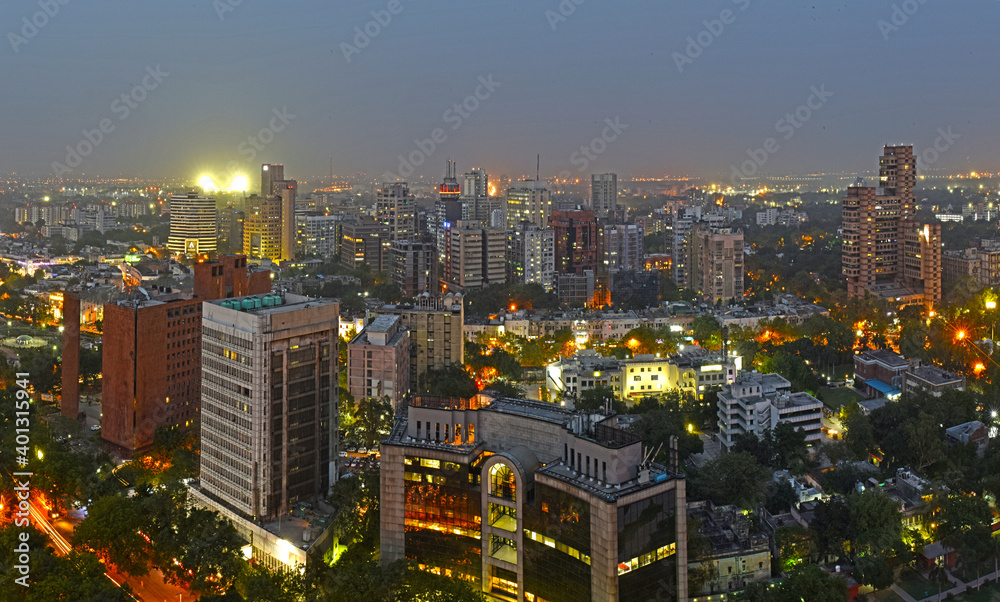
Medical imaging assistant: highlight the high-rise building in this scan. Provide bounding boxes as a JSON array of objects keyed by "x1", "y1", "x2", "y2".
[
  {"x1": 389, "y1": 240, "x2": 435, "y2": 298},
  {"x1": 668, "y1": 215, "x2": 694, "y2": 290},
  {"x1": 243, "y1": 194, "x2": 283, "y2": 261},
  {"x1": 691, "y1": 226, "x2": 744, "y2": 304},
  {"x1": 590, "y1": 173, "x2": 618, "y2": 218},
  {"x1": 167, "y1": 192, "x2": 217, "y2": 256},
  {"x1": 217, "y1": 208, "x2": 244, "y2": 254},
  {"x1": 346, "y1": 314, "x2": 410, "y2": 410},
  {"x1": 381, "y1": 392, "x2": 688, "y2": 601},
  {"x1": 278, "y1": 179, "x2": 297, "y2": 261},
  {"x1": 377, "y1": 183, "x2": 416, "y2": 242},
  {"x1": 550, "y1": 209, "x2": 599, "y2": 275},
  {"x1": 443, "y1": 221, "x2": 506, "y2": 293},
  {"x1": 199, "y1": 293, "x2": 339, "y2": 521},
  {"x1": 260, "y1": 163, "x2": 284, "y2": 196},
  {"x1": 434, "y1": 161, "x2": 465, "y2": 261},
  {"x1": 506, "y1": 222, "x2": 555, "y2": 292},
  {"x1": 102, "y1": 256, "x2": 269, "y2": 455},
  {"x1": 842, "y1": 145, "x2": 941, "y2": 307},
  {"x1": 378, "y1": 293, "x2": 463, "y2": 391},
  {"x1": 296, "y1": 213, "x2": 342, "y2": 261},
  {"x1": 505, "y1": 181, "x2": 551, "y2": 229},
  {"x1": 603, "y1": 223, "x2": 644, "y2": 272},
  {"x1": 462, "y1": 167, "x2": 489, "y2": 199},
  {"x1": 341, "y1": 217, "x2": 390, "y2": 271}
]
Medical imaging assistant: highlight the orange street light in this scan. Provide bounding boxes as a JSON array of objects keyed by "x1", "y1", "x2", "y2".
[{"x1": 956, "y1": 330, "x2": 966, "y2": 341}]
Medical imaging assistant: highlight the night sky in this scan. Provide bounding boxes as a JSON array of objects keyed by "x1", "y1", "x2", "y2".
[{"x1": 1, "y1": 0, "x2": 995, "y2": 182}]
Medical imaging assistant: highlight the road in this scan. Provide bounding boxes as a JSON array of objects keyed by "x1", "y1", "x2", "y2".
[{"x1": 30, "y1": 501, "x2": 196, "y2": 601}]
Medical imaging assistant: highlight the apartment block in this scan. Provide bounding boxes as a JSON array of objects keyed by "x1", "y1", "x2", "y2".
[
  {"x1": 347, "y1": 314, "x2": 411, "y2": 409},
  {"x1": 378, "y1": 293, "x2": 464, "y2": 391},
  {"x1": 389, "y1": 240, "x2": 435, "y2": 298},
  {"x1": 443, "y1": 221, "x2": 506, "y2": 293},
  {"x1": 717, "y1": 372, "x2": 823, "y2": 450},
  {"x1": 506, "y1": 222, "x2": 555, "y2": 292}
]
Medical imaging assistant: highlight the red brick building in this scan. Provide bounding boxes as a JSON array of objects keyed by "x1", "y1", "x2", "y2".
[
  {"x1": 549, "y1": 209, "x2": 599, "y2": 275},
  {"x1": 101, "y1": 255, "x2": 270, "y2": 455}
]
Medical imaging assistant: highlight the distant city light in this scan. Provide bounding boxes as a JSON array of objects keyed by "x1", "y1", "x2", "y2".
[
  {"x1": 231, "y1": 175, "x2": 248, "y2": 192},
  {"x1": 198, "y1": 175, "x2": 216, "y2": 191}
]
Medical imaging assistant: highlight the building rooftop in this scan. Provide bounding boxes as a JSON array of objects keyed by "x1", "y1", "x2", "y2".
[
  {"x1": 856, "y1": 349, "x2": 909, "y2": 368},
  {"x1": 366, "y1": 314, "x2": 399, "y2": 333},
  {"x1": 908, "y1": 366, "x2": 963, "y2": 386}
]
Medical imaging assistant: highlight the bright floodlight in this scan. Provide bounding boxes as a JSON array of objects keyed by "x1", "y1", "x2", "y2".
[
  {"x1": 231, "y1": 175, "x2": 249, "y2": 192},
  {"x1": 988, "y1": 301, "x2": 997, "y2": 310},
  {"x1": 198, "y1": 175, "x2": 216, "y2": 191}
]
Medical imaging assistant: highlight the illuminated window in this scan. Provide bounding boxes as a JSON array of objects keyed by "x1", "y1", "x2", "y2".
[{"x1": 489, "y1": 463, "x2": 516, "y2": 501}]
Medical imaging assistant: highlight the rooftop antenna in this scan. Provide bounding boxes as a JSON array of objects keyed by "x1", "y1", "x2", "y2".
[{"x1": 536, "y1": 154, "x2": 540, "y2": 181}]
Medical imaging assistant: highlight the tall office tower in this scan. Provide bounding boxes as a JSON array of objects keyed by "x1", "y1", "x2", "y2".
[
  {"x1": 167, "y1": 192, "x2": 217, "y2": 256},
  {"x1": 341, "y1": 217, "x2": 390, "y2": 271},
  {"x1": 217, "y1": 208, "x2": 244, "y2": 254},
  {"x1": 199, "y1": 293, "x2": 339, "y2": 521},
  {"x1": 668, "y1": 215, "x2": 694, "y2": 289},
  {"x1": 346, "y1": 314, "x2": 411, "y2": 410},
  {"x1": 389, "y1": 240, "x2": 435, "y2": 298},
  {"x1": 462, "y1": 167, "x2": 489, "y2": 199},
  {"x1": 102, "y1": 256, "x2": 269, "y2": 455},
  {"x1": 61, "y1": 292, "x2": 80, "y2": 419},
  {"x1": 842, "y1": 145, "x2": 941, "y2": 307},
  {"x1": 278, "y1": 179, "x2": 298, "y2": 261},
  {"x1": 243, "y1": 195, "x2": 283, "y2": 261},
  {"x1": 506, "y1": 222, "x2": 555, "y2": 292},
  {"x1": 378, "y1": 293, "x2": 464, "y2": 391},
  {"x1": 691, "y1": 226, "x2": 744, "y2": 304},
  {"x1": 590, "y1": 173, "x2": 618, "y2": 219},
  {"x1": 442, "y1": 221, "x2": 506, "y2": 293},
  {"x1": 376, "y1": 182, "x2": 416, "y2": 241},
  {"x1": 435, "y1": 161, "x2": 464, "y2": 261},
  {"x1": 505, "y1": 181, "x2": 551, "y2": 229},
  {"x1": 296, "y1": 213, "x2": 342, "y2": 261},
  {"x1": 381, "y1": 392, "x2": 688, "y2": 601},
  {"x1": 603, "y1": 223, "x2": 644, "y2": 272},
  {"x1": 550, "y1": 209, "x2": 599, "y2": 275},
  {"x1": 261, "y1": 163, "x2": 284, "y2": 196}
]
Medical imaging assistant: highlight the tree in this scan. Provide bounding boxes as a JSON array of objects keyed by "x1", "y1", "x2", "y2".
[
  {"x1": 810, "y1": 496, "x2": 851, "y2": 560},
  {"x1": 578, "y1": 385, "x2": 617, "y2": 412},
  {"x1": 348, "y1": 397, "x2": 393, "y2": 448},
  {"x1": 72, "y1": 495, "x2": 149, "y2": 576},
  {"x1": 775, "y1": 525, "x2": 817, "y2": 570},
  {"x1": 688, "y1": 452, "x2": 770, "y2": 509},
  {"x1": 631, "y1": 409, "x2": 704, "y2": 463},
  {"x1": 848, "y1": 490, "x2": 903, "y2": 559},
  {"x1": 691, "y1": 315, "x2": 722, "y2": 351},
  {"x1": 841, "y1": 402, "x2": 876, "y2": 461},
  {"x1": 418, "y1": 364, "x2": 478, "y2": 398},
  {"x1": 903, "y1": 411, "x2": 946, "y2": 472}
]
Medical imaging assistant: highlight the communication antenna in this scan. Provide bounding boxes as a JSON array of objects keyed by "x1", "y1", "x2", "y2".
[{"x1": 536, "y1": 154, "x2": 540, "y2": 181}]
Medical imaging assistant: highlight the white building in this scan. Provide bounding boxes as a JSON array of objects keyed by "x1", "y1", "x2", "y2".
[
  {"x1": 717, "y1": 372, "x2": 822, "y2": 450},
  {"x1": 199, "y1": 293, "x2": 339, "y2": 521},
  {"x1": 167, "y1": 192, "x2": 217, "y2": 256},
  {"x1": 295, "y1": 213, "x2": 341, "y2": 260},
  {"x1": 506, "y1": 222, "x2": 555, "y2": 292},
  {"x1": 590, "y1": 173, "x2": 617, "y2": 218}
]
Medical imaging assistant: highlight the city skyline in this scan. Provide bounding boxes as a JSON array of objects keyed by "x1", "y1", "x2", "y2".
[{"x1": 0, "y1": 2, "x2": 995, "y2": 182}]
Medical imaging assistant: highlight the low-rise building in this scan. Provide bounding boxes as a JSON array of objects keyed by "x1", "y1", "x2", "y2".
[
  {"x1": 902, "y1": 365, "x2": 965, "y2": 397},
  {"x1": 717, "y1": 372, "x2": 823, "y2": 450},
  {"x1": 687, "y1": 501, "x2": 771, "y2": 599},
  {"x1": 347, "y1": 314, "x2": 411, "y2": 409}
]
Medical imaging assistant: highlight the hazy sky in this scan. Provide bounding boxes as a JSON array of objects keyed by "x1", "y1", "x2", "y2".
[{"x1": 1, "y1": 1, "x2": 995, "y2": 183}]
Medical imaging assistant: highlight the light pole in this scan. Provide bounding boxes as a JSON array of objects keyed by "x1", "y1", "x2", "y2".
[{"x1": 987, "y1": 300, "x2": 997, "y2": 342}]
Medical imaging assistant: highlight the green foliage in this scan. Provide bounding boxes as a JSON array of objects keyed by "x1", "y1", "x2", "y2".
[
  {"x1": 577, "y1": 385, "x2": 618, "y2": 412},
  {"x1": 73, "y1": 495, "x2": 149, "y2": 575},
  {"x1": 236, "y1": 565, "x2": 306, "y2": 602},
  {"x1": 776, "y1": 525, "x2": 817, "y2": 570},
  {"x1": 418, "y1": 364, "x2": 478, "y2": 398},
  {"x1": 736, "y1": 563, "x2": 847, "y2": 602},
  {"x1": 461, "y1": 282, "x2": 559, "y2": 317},
  {"x1": 848, "y1": 489, "x2": 903, "y2": 559},
  {"x1": 630, "y1": 408, "x2": 704, "y2": 462},
  {"x1": 691, "y1": 315, "x2": 722, "y2": 351},
  {"x1": 688, "y1": 452, "x2": 770, "y2": 509},
  {"x1": 345, "y1": 397, "x2": 393, "y2": 448}
]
